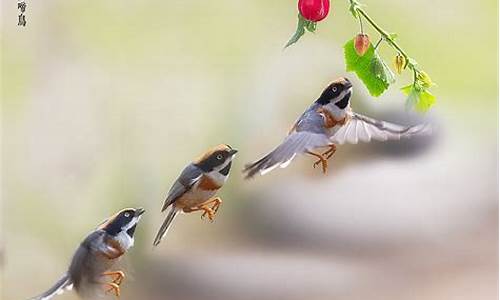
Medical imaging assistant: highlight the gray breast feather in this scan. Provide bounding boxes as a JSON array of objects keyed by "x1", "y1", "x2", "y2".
[
  {"x1": 331, "y1": 112, "x2": 431, "y2": 144},
  {"x1": 161, "y1": 164, "x2": 202, "y2": 211},
  {"x1": 243, "y1": 131, "x2": 331, "y2": 178}
]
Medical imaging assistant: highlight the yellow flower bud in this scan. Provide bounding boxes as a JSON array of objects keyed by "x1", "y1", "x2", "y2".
[
  {"x1": 417, "y1": 71, "x2": 434, "y2": 88},
  {"x1": 393, "y1": 54, "x2": 405, "y2": 74}
]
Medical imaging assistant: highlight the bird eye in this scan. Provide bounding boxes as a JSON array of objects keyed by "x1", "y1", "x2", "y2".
[
  {"x1": 124, "y1": 212, "x2": 130, "y2": 218},
  {"x1": 216, "y1": 154, "x2": 223, "y2": 160},
  {"x1": 332, "y1": 87, "x2": 338, "y2": 92}
]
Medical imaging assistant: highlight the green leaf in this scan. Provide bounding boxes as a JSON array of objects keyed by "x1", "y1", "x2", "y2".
[
  {"x1": 415, "y1": 90, "x2": 435, "y2": 112},
  {"x1": 401, "y1": 84, "x2": 435, "y2": 112},
  {"x1": 344, "y1": 39, "x2": 391, "y2": 96},
  {"x1": 417, "y1": 71, "x2": 435, "y2": 88},
  {"x1": 401, "y1": 84, "x2": 419, "y2": 110},
  {"x1": 401, "y1": 84, "x2": 413, "y2": 95},
  {"x1": 370, "y1": 51, "x2": 396, "y2": 85},
  {"x1": 284, "y1": 14, "x2": 306, "y2": 48}
]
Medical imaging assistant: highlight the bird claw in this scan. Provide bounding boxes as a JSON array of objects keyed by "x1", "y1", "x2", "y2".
[
  {"x1": 313, "y1": 160, "x2": 320, "y2": 168},
  {"x1": 103, "y1": 271, "x2": 125, "y2": 286},
  {"x1": 322, "y1": 145, "x2": 337, "y2": 160},
  {"x1": 104, "y1": 282, "x2": 120, "y2": 298},
  {"x1": 323, "y1": 150, "x2": 335, "y2": 160},
  {"x1": 308, "y1": 146, "x2": 334, "y2": 174},
  {"x1": 312, "y1": 158, "x2": 328, "y2": 174},
  {"x1": 200, "y1": 207, "x2": 215, "y2": 222},
  {"x1": 200, "y1": 200, "x2": 222, "y2": 222},
  {"x1": 211, "y1": 201, "x2": 221, "y2": 215}
]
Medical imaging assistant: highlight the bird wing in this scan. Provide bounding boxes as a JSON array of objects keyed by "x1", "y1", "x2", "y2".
[
  {"x1": 243, "y1": 131, "x2": 331, "y2": 179},
  {"x1": 161, "y1": 164, "x2": 203, "y2": 211},
  {"x1": 68, "y1": 230, "x2": 107, "y2": 280},
  {"x1": 330, "y1": 112, "x2": 431, "y2": 144},
  {"x1": 292, "y1": 103, "x2": 326, "y2": 134}
]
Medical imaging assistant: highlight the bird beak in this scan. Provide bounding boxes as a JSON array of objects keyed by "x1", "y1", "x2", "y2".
[
  {"x1": 229, "y1": 149, "x2": 238, "y2": 156},
  {"x1": 135, "y1": 208, "x2": 146, "y2": 217},
  {"x1": 344, "y1": 81, "x2": 353, "y2": 89}
]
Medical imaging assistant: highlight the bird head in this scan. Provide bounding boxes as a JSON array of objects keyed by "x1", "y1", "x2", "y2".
[
  {"x1": 194, "y1": 144, "x2": 238, "y2": 175},
  {"x1": 316, "y1": 77, "x2": 353, "y2": 109},
  {"x1": 99, "y1": 207, "x2": 146, "y2": 239}
]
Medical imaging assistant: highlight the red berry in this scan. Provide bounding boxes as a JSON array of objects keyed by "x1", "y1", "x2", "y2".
[
  {"x1": 298, "y1": 0, "x2": 330, "y2": 22},
  {"x1": 354, "y1": 33, "x2": 370, "y2": 56}
]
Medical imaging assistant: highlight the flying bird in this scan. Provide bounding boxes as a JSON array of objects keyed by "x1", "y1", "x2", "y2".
[
  {"x1": 153, "y1": 144, "x2": 237, "y2": 246},
  {"x1": 243, "y1": 77, "x2": 430, "y2": 178},
  {"x1": 30, "y1": 207, "x2": 145, "y2": 300}
]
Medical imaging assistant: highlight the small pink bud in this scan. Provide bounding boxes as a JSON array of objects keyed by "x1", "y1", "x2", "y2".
[{"x1": 354, "y1": 33, "x2": 370, "y2": 56}]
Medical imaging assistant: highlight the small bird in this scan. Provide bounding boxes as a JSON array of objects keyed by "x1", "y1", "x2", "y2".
[
  {"x1": 153, "y1": 144, "x2": 237, "y2": 246},
  {"x1": 31, "y1": 207, "x2": 146, "y2": 300},
  {"x1": 243, "y1": 77, "x2": 430, "y2": 178}
]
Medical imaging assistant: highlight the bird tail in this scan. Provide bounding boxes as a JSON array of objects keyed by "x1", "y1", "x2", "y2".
[
  {"x1": 153, "y1": 206, "x2": 180, "y2": 246},
  {"x1": 243, "y1": 132, "x2": 330, "y2": 179},
  {"x1": 30, "y1": 273, "x2": 73, "y2": 300}
]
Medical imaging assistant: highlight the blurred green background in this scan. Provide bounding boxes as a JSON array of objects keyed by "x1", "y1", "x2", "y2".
[{"x1": 1, "y1": 0, "x2": 498, "y2": 299}]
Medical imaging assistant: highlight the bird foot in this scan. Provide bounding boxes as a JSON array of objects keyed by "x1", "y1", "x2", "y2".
[
  {"x1": 322, "y1": 145, "x2": 337, "y2": 160},
  {"x1": 201, "y1": 198, "x2": 222, "y2": 221},
  {"x1": 103, "y1": 282, "x2": 120, "y2": 298},
  {"x1": 312, "y1": 157, "x2": 328, "y2": 174},
  {"x1": 200, "y1": 206, "x2": 215, "y2": 222},
  {"x1": 103, "y1": 271, "x2": 125, "y2": 285}
]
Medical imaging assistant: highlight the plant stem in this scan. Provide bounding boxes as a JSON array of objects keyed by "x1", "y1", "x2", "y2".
[
  {"x1": 357, "y1": 14, "x2": 364, "y2": 33},
  {"x1": 357, "y1": 9, "x2": 407, "y2": 56},
  {"x1": 348, "y1": 0, "x2": 418, "y2": 71}
]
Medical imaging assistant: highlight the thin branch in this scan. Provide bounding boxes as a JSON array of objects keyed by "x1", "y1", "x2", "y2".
[{"x1": 348, "y1": 0, "x2": 420, "y2": 73}]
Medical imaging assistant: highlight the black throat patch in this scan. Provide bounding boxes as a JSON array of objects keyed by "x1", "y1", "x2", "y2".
[
  {"x1": 126, "y1": 224, "x2": 137, "y2": 237},
  {"x1": 219, "y1": 161, "x2": 232, "y2": 175},
  {"x1": 334, "y1": 92, "x2": 351, "y2": 109}
]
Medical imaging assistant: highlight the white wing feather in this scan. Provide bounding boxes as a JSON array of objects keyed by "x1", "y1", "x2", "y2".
[{"x1": 331, "y1": 112, "x2": 431, "y2": 144}]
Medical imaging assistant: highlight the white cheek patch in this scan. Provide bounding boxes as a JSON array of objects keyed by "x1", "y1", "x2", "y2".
[
  {"x1": 123, "y1": 216, "x2": 140, "y2": 231},
  {"x1": 214, "y1": 159, "x2": 230, "y2": 172}
]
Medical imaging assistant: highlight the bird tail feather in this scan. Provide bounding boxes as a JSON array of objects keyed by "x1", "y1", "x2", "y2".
[
  {"x1": 30, "y1": 273, "x2": 72, "y2": 300},
  {"x1": 153, "y1": 207, "x2": 180, "y2": 246}
]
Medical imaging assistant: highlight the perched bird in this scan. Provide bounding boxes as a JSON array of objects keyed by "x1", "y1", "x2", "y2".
[
  {"x1": 243, "y1": 77, "x2": 430, "y2": 178},
  {"x1": 153, "y1": 144, "x2": 237, "y2": 246},
  {"x1": 31, "y1": 207, "x2": 146, "y2": 300}
]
